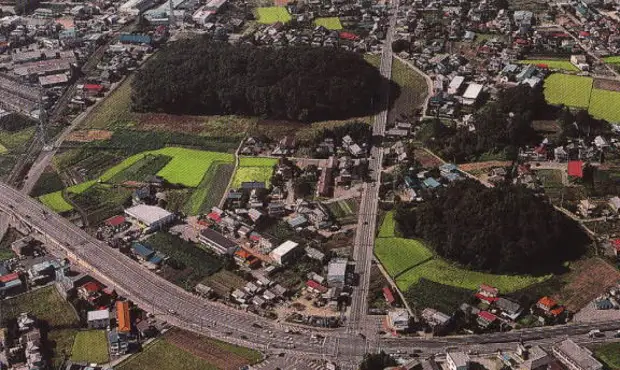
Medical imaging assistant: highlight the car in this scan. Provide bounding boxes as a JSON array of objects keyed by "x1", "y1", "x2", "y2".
[{"x1": 167, "y1": 309, "x2": 177, "y2": 315}]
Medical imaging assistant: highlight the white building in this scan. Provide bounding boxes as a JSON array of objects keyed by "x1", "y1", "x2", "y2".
[
  {"x1": 87, "y1": 309, "x2": 110, "y2": 329},
  {"x1": 192, "y1": 7, "x2": 215, "y2": 25},
  {"x1": 124, "y1": 204, "x2": 175, "y2": 230},
  {"x1": 446, "y1": 352, "x2": 470, "y2": 370},
  {"x1": 462, "y1": 83, "x2": 483, "y2": 106},
  {"x1": 386, "y1": 309, "x2": 410, "y2": 332},
  {"x1": 118, "y1": 0, "x2": 155, "y2": 15},
  {"x1": 326, "y1": 259, "x2": 347, "y2": 287},
  {"x1": 269, "y1": 241, "x2": 301, "y2": 265},
  {"x1": 448, "y1": 75, "x2": 465, "y2": 95},
  {"x1": 552, "y1": 339, "x2": 603, "y2": 370}
]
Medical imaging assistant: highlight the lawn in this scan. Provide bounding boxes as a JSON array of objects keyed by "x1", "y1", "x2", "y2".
[
  {"x1": 70, "y1": 330, "x2": 109, "y2": 364},
  {"x1": 256, "y1": 6, "x2": 291, "y2": 24},
  {"x1": 518, "y1": 59, "x2": 579, "y2": 71},
  {"x1": 1, "y1": 286, "x2": 81, "y2": 368},
  {"x1": 314, "y1": 17, "x2": 342, "y2": 30},
  {"x1": 39, "y1": 191, "x2": 74, "y2": 213},
  {"x1": 588, "y1": 88, "x2": 620, "y2": 123},
  {"x1": 375, "y1": 238, "x2": 433, "y2": 276},
  {"x1": 544, "y1": 73, "x2": 593, "y2": 109},
  {"x1": 231, "y1": 157, "x2": 278, "y2": 188},
  {"x1": 594, "y1": 342, "x2": 620, "y2": 369},
  {"x1": 116, "y1": 339, "x2": 218, "y2": 370}
]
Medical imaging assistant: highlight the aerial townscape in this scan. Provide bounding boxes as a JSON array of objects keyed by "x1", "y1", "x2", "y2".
[{"x1": 4, "y1": 0, "x2": 620, "y2": 369}]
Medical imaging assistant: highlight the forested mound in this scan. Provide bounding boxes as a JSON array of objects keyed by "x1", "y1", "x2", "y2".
[
  {"x1": 394, "y1": 180, "x2": 588, "y2": 274},
  {"x1": 132, "y1": 38, "x2": 393, "y2": 122}
]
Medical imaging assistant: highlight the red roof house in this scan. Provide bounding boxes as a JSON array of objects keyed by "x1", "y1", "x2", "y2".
[
  {"x1": 207, "y1": 212, "x2": 222, "y2": 223},
  {"x1": 0, "y1": 272, "x2": 20, "y2": 283},
  {"x1": 383, "y1": 287, "x2": 395, "y2": 305},
  {"x1": 568, "y1": 161, "x2": 584, "y2": 178},
  {"x1": 477, "y1": 311, "x2": 498, "y2": 327},
  {"x1": 339, "y1": 32, "x2": 359, "y2": 41},
  {"x1": 478, "y1": 284, "x2": 499, "y2": 298},
  {"x1": 306, "y1": 280, "x2": 327, "y2": 293},
  {"x1": 537, "y1": 296, "x2": 557, "y2": 312},
  {"x1": 613, "y1": 239, "x2": 620, "y2": 255},
  {"x1": 105, "y1": 215, "x2": 126, "y2": 227}
]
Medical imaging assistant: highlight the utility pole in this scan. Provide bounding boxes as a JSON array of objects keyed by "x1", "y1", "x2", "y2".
[
  {"x1": 38, "y1": 90, "x2": 48, "y2": 147},
  {"x1": 168, "y1": 0, "x2": 175, "y2": 29}
]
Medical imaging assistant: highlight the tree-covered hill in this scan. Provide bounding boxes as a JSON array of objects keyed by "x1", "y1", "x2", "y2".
[
  {"x1": 131, "y1": 38, "x2": 394, "y2": 122},
  {"x1": 395, "y1": 180, "x2": 588, "y2": 274}
]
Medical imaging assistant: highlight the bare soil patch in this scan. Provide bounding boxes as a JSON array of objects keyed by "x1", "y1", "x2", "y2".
[
  {"x1": 414, "y1": 148, "x2": 443, "y2": 168},
  {"x1": 594, "y1": 78, "x2": 620, "y2": 92},
  {"x1": 165, "y1": 330, "x2": 249, "y2": 370},
  {"x1": 65, "y1": 130, "x2": 113, "y2": 142},
  {"x1": 459, "y1": 161, "x2": 512, "y2": 172},
  {"x1": 554, "y1": 258, "x2": 620, "y2": 312}
]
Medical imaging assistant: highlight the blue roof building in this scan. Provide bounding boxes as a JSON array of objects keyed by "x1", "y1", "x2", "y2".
[
  {"x1": 119, "y1": 33, "x2": 152, "y2": 45},
  {"x1": 423, "y1": 177, "x2": 441, "y2": 189},
  {"x1": 131, "y1": 242, "x2": 154, "y2": 260},
  {"x1": 288, "y1": 215, "x2": 308, "y2": 228},
  {"x1": 441, "y1": 172, "x2": 461, "y2": 182},
  {"x1": 439, "y1": 163, "x2": 458, "y2": 174}
]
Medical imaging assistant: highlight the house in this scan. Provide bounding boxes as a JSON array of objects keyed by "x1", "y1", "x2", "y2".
[
  {"x1": 269, "y1": 241, "x2": 301, "y2": 265},
  {"x1": 267, "y1": 203, "x2": 286, "y2": 217},
  {"x1": 306, "y1": 280, "x2": 328, "y2": 293},
  {"x1": 568, "y1": 161, "x2": 584, "y2": 178},
  {"x1": 0, "y1": 272, "x2": 23, "y2": 295},
  {"x1": 421, "y1": 308, "x2": 451, "y2": 334},
  {"x1": 108, "y1": 329, "x2": 129, "y2": 356},
  {"x1": 326, "y1": 259, "x2": 347, "y2": 287},
  {"x1": 288, "y1": 215, "x2": 308, "y2": 228},
  {"x1": 609, "y1": 196, "x2": 620, "y2": 212},
  {"x1": 496, "y1": 297, "x2": 521, "y2": 320},
  {"x1": 124, "y1": 204, "x2": 175, "y2": 230},
  {"x1": 383, "y1": 287, "x2": 395, "y2": 306},
  {"x1": 446, "y1": 352, "x2": 470, "y2": 370},
  {"x1": 462, "y1": 83, "x2": 483, "y2": 106},
  {"x1": 78, "y1": 281, "x2": 102, "y2": 302},
  {"x1": 87, "y1": 309, "x2": 110, "y2": 329},
  {"x1": 386, "y1": 309, "x2": 410, "y2": 332},
  {"x1": 516, "y1": 344, "x2": 552, "y2": 370},
  {"x1": 448, "y1": 76, "x2": 465, "y2": 95},
  {"x1": 570, "y1": 54, "x2": 589, "y2": 71},
  {"x1": 478, "y1": 284, "x2": 499, "y2": 298},
  {"x1": 552, "y1": 339, "x2": 602, "y2": 370},
  {"x1": 131, "y1": 242, "x2": 155, "y2": 261},
  {"x1": 198, "y1": 228, "x2": 238, "y2": 255},
  {"x1": 234, "y1": 249, "x2": 260, "y2": 268},
  {"x1": 116, "y1": 300, "x2": 131, "y2": 333},
  {"x1": 476, "y1": 311, "x2": 498, "y2": 328},
  {"x1": 273, "y1": 136, "x2": 296, "y2": 155},
  {"x1": 11, "y1": 236, "x2": 35, "y2": 256},
  {"x1": 537, "y1": 296, "x2": 564, "y2": 316},
  {"x1": 305, "y1": 246, "x2": 325, "y2": 262},
  {"x1": 578, "y1": 199, "x2": 596, "y2": 217},
  {"x1": 423, "y1": 177, "x2": 441, "y2": 189}
]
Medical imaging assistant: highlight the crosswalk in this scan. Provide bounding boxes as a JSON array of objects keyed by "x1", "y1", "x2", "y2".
[{"x1": 250, "y1": 357, "x2": 329, "y2": 370}]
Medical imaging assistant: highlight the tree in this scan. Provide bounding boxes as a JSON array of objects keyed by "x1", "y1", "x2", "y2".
[
  {"x1": 395, "y1": 180, "x2": 588, "y2": 274},
  {"x1": 392, "y1": 39, "x2": 411, "y2": 53},
  {"x1": 360, "y1": 351, "x2": 397, "y2": 370},
  {"x1": 132, "y1": 37, "x2": 394, "y2": 122}
]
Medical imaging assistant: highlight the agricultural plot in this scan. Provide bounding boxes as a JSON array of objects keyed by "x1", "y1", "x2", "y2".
[
  {"x1": 116, "y1": 338, "x2": 218, "y2": 370},
  {"x1": 70, "y1": 184, "x2": 132, "y2": 225},
  {"x1": 394, "y1": 259, "x2": 548, "y2": 293},
  {"x1": 143, "y1": 232, "x2": 224, "y2": 289},
  {"x1": 108, "y1": 154, "x2": 172, "y2": 184},
  {"x1": 518, "y1": 59, "x2": 579, "y2": 71},
  {"x1": 377, "y1": 211, "x2": 396, "y2": 238},
  {"x1": 85, "y1": 75, "x2": 134, "y2": 130},
  {"x1": 1, "y1": 286, "x2": 81, "y2": 369},
  {"x1": 0, "y1": 126, "x2": 36, "y2": 152},
  {"x1": 314, "y1": 17, "x2": 343, "y2": 30},
  {"x1": 588, "y1": 89, "x2": 620, "y2": 123},
  {"x1": 31, "y1": 170, "x2": 65, "y2": 197},
  {"x1": 203, "y1": 270, "x2": 246, "y2": 297},
  {"x1": 184, "y1": 162, "x2": 234, "y2": 215},
  {"x1": 387, "y1": 58, "x2": 429, "y2": 123},
  {"x1": 39, "y1": 191, "x2": 73, "y2": 213},
  {"x1": 231, "y1": 157, "x2": 278, "y2": 188},
  {"x1": 402, "y1": 278, "x2": 474, "y2": 314},
  {"x1": 256, "y1": 7, "x2": 291, "y2": 24},
  {"x1": 326, "y1": 198, "x2": 358, "y2": 225},
  {"x1": 70, "y1": 330, "x2": 109, "y2": 364},
  {"x1": 153, "y1": 147, "x2": 234, "y2": 187},
  {"x1": 594, "y1": 343, "x2": 620, "y2": 370},
  {"x1": 603, "y1": 56, "x2": 620, "y2": 65},
  {"x1": 375, "y1": 238, "x2": 433, "y2": 276},
  {"x1": 543, "y1": 74, "x2": 593, "y2": 109}
]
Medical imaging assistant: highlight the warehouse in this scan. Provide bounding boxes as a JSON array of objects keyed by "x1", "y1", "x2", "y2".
[
  {"x1": 327, "y1": 259, "x2": 347, "y2": 287},
  {"x1": 124, "y1": 205, "x2": 175, "y2": 230},
  {"x1": 269, "y1": 241, "x2": 301, "y2": 265}
]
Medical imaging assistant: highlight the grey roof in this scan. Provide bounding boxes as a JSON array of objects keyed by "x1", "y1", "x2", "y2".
[
  {"x1": 199, "y1": 228, "x2": 237, "y2": 250},
  {"x1": 447, "y1": 352, "x2": 469, "y2": 368},
  {"x1": 496, "y1": 297, "x2": 521, "y2": 314},
  {"x1": 553, "y1": 339, "x2": 603, "y2": 370}
]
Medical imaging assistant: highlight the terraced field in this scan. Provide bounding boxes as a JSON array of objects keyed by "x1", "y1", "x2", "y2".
[{"x1": 231, "y1": 157, "x2": 278, "y2": 188}]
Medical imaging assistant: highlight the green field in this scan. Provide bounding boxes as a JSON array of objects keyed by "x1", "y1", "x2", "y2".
[
  {"x1": 117, "y1": 339, "x2": 218, "y2": 370},
  {"x1": 594, "y1": 342, "x2": 620, "y2": 369},
  {"x1": 603, "y1": 56, "x2": 620, "y2": 65},
  {"x1": 0, "y1": 126, "x2": 36, "y2": 151},
  {"x1": 39, "y1": 191, "x2": 74, "y2": 213},
  {"x1": 544, "y1": 74, "x2": 593, "y2": 108},
  {"x1": 1, "y1": 286, "x2": 81, "y2": 369},
  {"x1": 375, "y1": 238, "x2": 433, "y2": 276},
  {"x1": 518, "y1": 59, "x2": 579, "y2": 71},
  {"x1": 314, "y1": 17, "x2": 342, "y2": 30},
  {"x1": 256, "y1": 7, "x2": 291, "y2": 24},
  {"x1": 184, "y1": 162, "x2": 234, "y2": 215},
  {"x1": 109, "y1": 154, "x2": 172, "y2": 184},
  {"x1": 588, "y1": 88, "x2": 620, "y2": 123},
  {"x1": 71, "y1": 330, "x2": 109, "y2": 364},
  {"x1": 40, "y1": 148, "x2": 235, "y2": 209},
  {"x1": 374, "y1": 211, "x2": 546, "y2": 294},
  {"x1": 0, "y1": 143, "x2": 7, "y2": 154},
  {"x1": 326, "y1": 198, "x2": 358, "y2": 224},
  {"x1": 231, "y1": 157, "x2": 278, "y2": 188}
]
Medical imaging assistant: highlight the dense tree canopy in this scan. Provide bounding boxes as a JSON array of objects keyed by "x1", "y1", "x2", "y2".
[
  {"x1": 132, "y1": 38, "x2": 392, "y2": 122},
  {"x1": 394, "y1": 180, "x2": 588, "y2": 274}
]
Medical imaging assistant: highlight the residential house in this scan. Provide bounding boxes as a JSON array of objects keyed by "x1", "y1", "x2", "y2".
[
  {"x1": 516, "y1": 344, "x2": 552, "y2": 370},
  {"x1": 421, "y1": 308, "x2": 451, "y2": 334},
  {"x1": 11, "y1": 236, "x2": 35, "y2": 257},
  {"x1": 536, "y1": 296, "x2": 564, "y2": 317},
  {"x1": 383, "y1": 287, "x2": 395, "y2": 306},
  {"x1": 578, "y1": 199, "x2": 596, "y2": 217},
  {"x1": 495, "y1": 297, "x2": 521, "y2": 320},
  {"x1": 0, "y1": 272, "x2": 23, "y2": 296},
  {"x1": 306, "y1": 280, "x2": 328, "y2": 293},
  {"x1": 198, "y1": 228, "x2": 238, "y2": 255},
  {"x1": 386, "y1": 309, "x2": 410, "y2": 332},
  {"x1": 326, "y1": 259, "x2": 347, "y2": 287},
  {"x1": 552, "y1": 339, "x2": 602, "y2": 370},
  {"x1": 269, "y1": 241, "x2": 301, "y2": 265},
  {"x1": 476, "y1": 311, "x2": 498, "y2": 328},
  {"x1": 477, "y1": 284, "x2": 499, "y2": 299},
  {"x1": 87, "y1": 309, "x2": 110, "y2": 329},
  {"x1": 108, "y1": 329, "x2": 129, "y2": 356},
  {"x1": 116, "y1": 300, "x2": 131, "y2": 333},
  {"x1": 446, "y1": 352, "x2": 470, "y2": 370},
  {"x1": 305, "y1": 246, "x2": 326, "y2": 262},
  {"x1": 609, "y1": 196, "x2": 620, "y2": 213}
]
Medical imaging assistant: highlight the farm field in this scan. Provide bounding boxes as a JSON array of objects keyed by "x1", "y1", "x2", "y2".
[
  {"x1": 375, "y1": 238, "x2": 433, "y2": 276},
  {"x1": 85, "y1": 75, "x2": 134, "y2": 130},
  {"x1": 203, "y1": 269, "x2": 246, "y2": 297},
  {"x1": 256, "y1": 7, "x2": 291, "y2": 24},
  {"x1": 388, "y1": 58, "x2": 429, "y2": 123},
  {"x1": 594, "y1": 342, "x2": 620, "y2": 370},
  {"x1": 588, "y1": 88, "x2": 620, "y2": 123},
  {"x1": 70, "y1": 184, "x2": 132, "y2": 225},
  {"x1": 314, "y1": 17, "x2": 342, "y2": 30},
  {"x1": 402, "y1": 278, "x2": 474, "y2": 314},
  {"x1": 117, "y1": 329, "x2": 261, "y2": 370},
  {"x1": 0, "y1": 143, "x2": 6, "y2": 154},
  {"x1": 108, "y1": 154, "x2": 172, "y2": 184},
  {"x1": 518, "y1": 59, "x2": 579, "y2": 71},
  {"x1": 326, "y1": 198, "x2": 358, "y2": 225},
  {"x1": 603, "y1": 56, "x2": 620, "y2": 65},
  {"x1": 231, "y1": 157, "x2": 278, "y2": 188},
  {"x1": 375, "y1": 211, "x2": 546, "y2": 294},
  {"x1": 39, "y1": 147, "x2": 234, "y2": 211},
  {"x1": 39, "y1": 191, "x2": 73, "y2": 213},
  {"x1": 543, "y1": 74, "x2": 593, "y2": 109},
  {"x1": 1, "y1": 286, "x2": 81, "y2": 369},
  {"x1": 70, "y1": 330, "x2": 109, "y2": 364},
  {"x1": 184, "y1": 162, "x2": 235, "y2": 215},
  {"x1": 30, "y1": 169, "x2": 65, "y2": 197}
]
